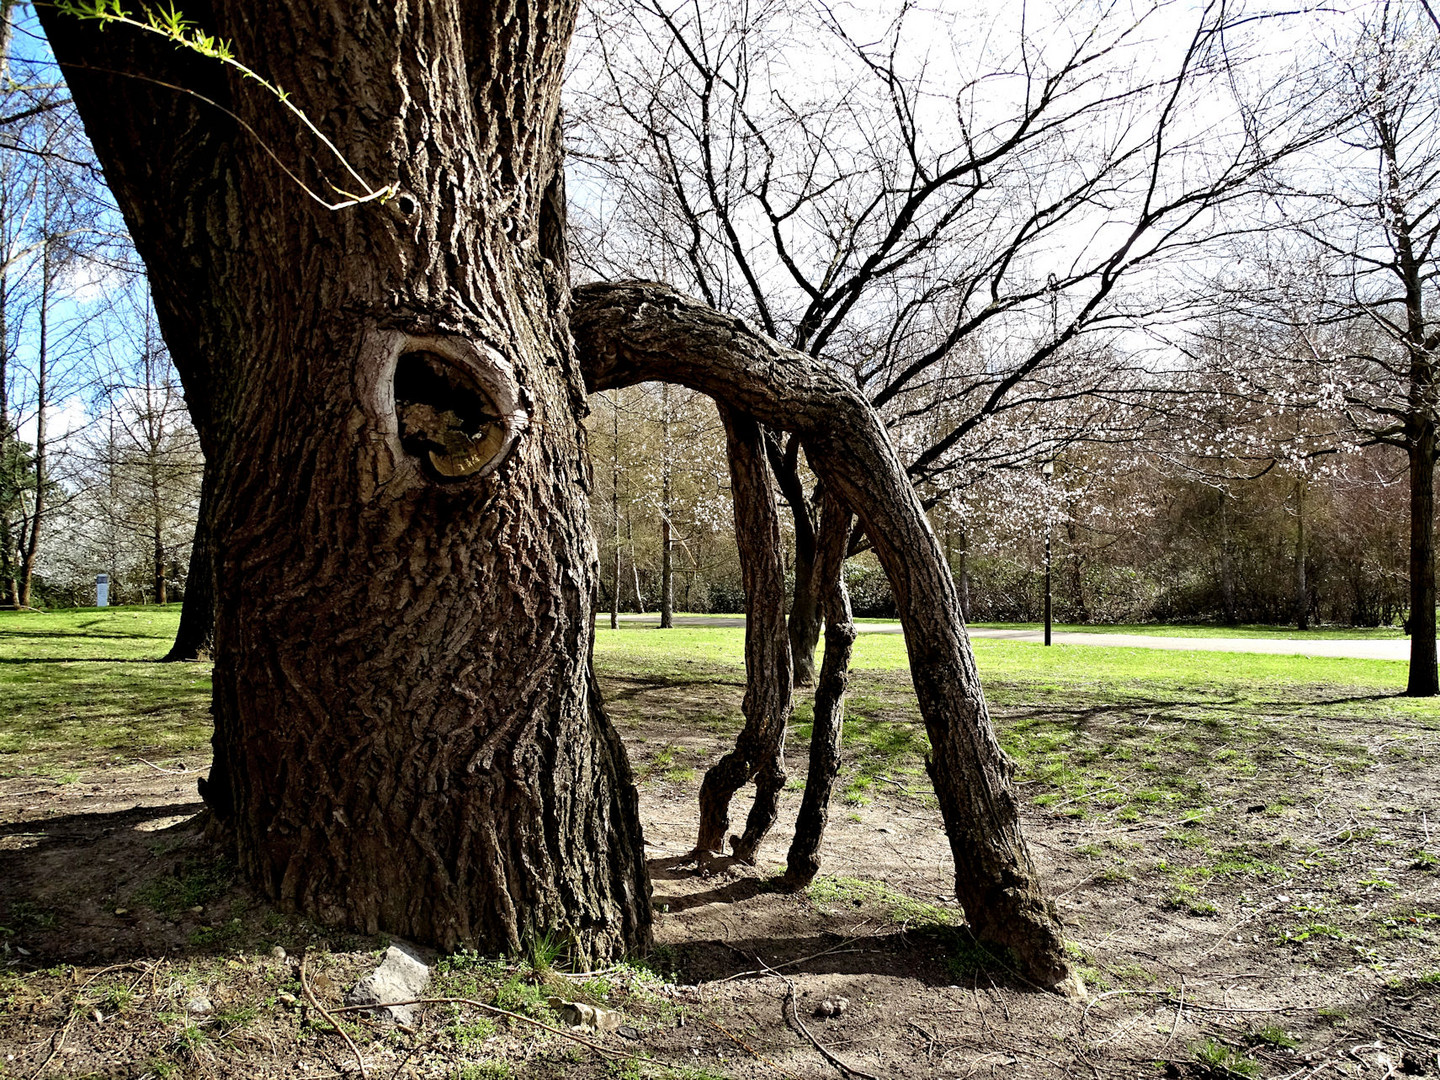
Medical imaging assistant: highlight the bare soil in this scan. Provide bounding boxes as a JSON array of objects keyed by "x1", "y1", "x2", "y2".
[{"x1": 2, "y1": 671, "x2": 1439, "y2": 1080}]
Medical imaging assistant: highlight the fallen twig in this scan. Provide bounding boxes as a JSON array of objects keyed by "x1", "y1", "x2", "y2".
[
  {"x1": 326, "y1": 996, "x2": 627, "y2": 1059},
  {"x1": 754, "y1": 954, "x2": 879, "y2": 1080},
  {"x1": 1161, "y1": 975, "x2": 1185, "y2": 1055},
  {"x1": 706, "y1": 1017, "x2": 802, "y2": 1078},
  {"x1": 1190, "y1": 902, "x2": 1281, "y2": 964},
  {"x1": 137, "y1": 758, "x2": 192, "y2": 775},
  {"x1": 28, "y1": 962, "x2": 148, "y2": 1080},
  {"x1": 1163, "y1": 997, "x2": 1308, "y2": 1015},
  {"x1": 1048, "y1": 786, "x2": 1120, "y2": 811},
  {"x1": 1373, "y1": 1017, "x2": 1440, "y2": 1046},
  {"x1": 907, "y1": 1020, "x2": 936, "y2": 1062},
  {"x1": 1081, "y1": 988, "x2": 1168, "y2": 1030},
  {"x1": 301, "y1": 954, "x2": 368, "y2": 1079}
]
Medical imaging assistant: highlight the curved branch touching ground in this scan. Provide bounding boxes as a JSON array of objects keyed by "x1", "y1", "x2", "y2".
[
  {"x1": 573, "y1": 280, "x2": 1079, "y2": 993},
  {"x1": 785, "y1": 492, "x2": 856, "y2": 886},
  {"x1": 695, "y1": 406, "x2": 794, "y2": 860}
]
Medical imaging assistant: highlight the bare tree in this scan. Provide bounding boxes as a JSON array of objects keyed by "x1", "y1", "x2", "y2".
[{"x1": 1256, "y1": 1, "x2": 1440, "y2": 693}]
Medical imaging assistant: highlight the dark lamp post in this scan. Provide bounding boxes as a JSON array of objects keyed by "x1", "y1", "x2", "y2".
[{"x1": 1042, "y1": 460, "x2": 1054, "y2": 646}]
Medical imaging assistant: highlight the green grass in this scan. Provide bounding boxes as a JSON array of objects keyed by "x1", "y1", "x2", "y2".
[
  {"x1": 12, "y1": 608, "x2": 1435, "y2": 830},
  {"x1": 968, "y1": 621, "x2": 1405, "y2": 639},
  {"x1": 597, "y1": 613, "x2": 1406, "y2": 640},
  {"x1": 1191, "y1": 1037, "x2": 1260, "y2": 1078},
  {"x1": 0, "y1": 605, "x2": 210, "y2": 776}
]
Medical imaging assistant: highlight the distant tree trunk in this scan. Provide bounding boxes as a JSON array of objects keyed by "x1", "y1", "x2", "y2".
[
  {"x1": 957, "y1": 523, "x2": 971, "y2": 621},
  {"x1": 1408, "y1": 431, "x2": 1437, "y2": 696},
  {"x1": 164, "y1": 469, "x2": 215, "y2": 661},
  {"x1": 1293, "y1": 477, "x2": 1308, "y2": 631},
  {"x1": 660, "y1": 384, "x2": 674, "y2": 628},
  {"x1": 776, "y1": 444, "x2": 821, "y2": 687},
  {"x1": 785, "y1": 495, "x2": 855, "y2": 885},
  {"x1": 151, "y1": 469, "x2": 168, "y2": 606},
  {"x1": 45, "y1": 0, "x2": 650, "y2": 958},
  {"x1": 1219, "y1": 490, "x2": 1237, "y2": 626},
  {"x1": 575, "y1": 281, "x2": 1077, "y2": 990},
  {"x1": 1065, "y1": 519, "x2": 1087, "y2": 623},
  {"x1": 17, "y1": 243, "x2": 48, "y2": 610},
  {"x1": 630, "y1": 522, "x2": 645, "y2": 614},
  {"x1": 696, "y1": 406, "x2": 793, "y2": 861}
]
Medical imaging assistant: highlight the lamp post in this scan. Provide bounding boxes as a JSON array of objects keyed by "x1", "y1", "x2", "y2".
[{"x1": 1042, "y1": 460, "x2": 1054, "y2": 646}]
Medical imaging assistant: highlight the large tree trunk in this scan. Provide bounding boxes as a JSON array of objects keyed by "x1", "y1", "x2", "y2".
[
  {"x1": 695, "y1": 406, "x2": 793, "y2": 861},
  {"x1": 164, "y1": 467, "x2": 216, "y2": 662},
  {"x1": 575, "y1": 281, "x2": 1078, "y2": 992},
  {"x1": 44, "y1": 1, "x2": 650, "y2": 959},
  {"x1": 785, "y1": 495, "x2": 855, "y2": 886},
  {"x1": 1408, "y1": 431, "x2": 1438, "y2": 696}
]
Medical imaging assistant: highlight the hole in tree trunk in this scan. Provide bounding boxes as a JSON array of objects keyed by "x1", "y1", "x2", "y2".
[{"x1": 394, "y1": 350, "x2": 510, "y2": 480}]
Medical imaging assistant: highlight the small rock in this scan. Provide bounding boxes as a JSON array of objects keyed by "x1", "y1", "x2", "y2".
[
  {"x1": 814, "y1": 996, "x2": 849, "y2": 1018},
  {"x1": 276, "y1": 992, "x2": 298, "y2": 1007},
  {"x1": 344, "y1": 943, "x2": 430, "y2": 1026},
  {"x1": 187, "y1": 995, "x2": 213, "y2": 1016},
  {"x1": 188, "y1": 905, "x2": 204, "y2": 915},
  {"x1": 551, "y1": 998, "x2": 624, "y2": 1032},
  {"x1": 618, "y1": 1025, "x2": 641, "y2": 1041},
  {"x1": 270, "y1": 946, "x2": 287, "y2": 960}
]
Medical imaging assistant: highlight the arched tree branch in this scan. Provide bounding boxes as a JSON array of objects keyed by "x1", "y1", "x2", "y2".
[{"x1": 573, "y1": 279, "x2": 1078, "y2": 992}]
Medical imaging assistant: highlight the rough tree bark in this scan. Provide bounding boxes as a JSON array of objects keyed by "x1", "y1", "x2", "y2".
[
  {"x1": 785, "y1": 494, "x2": 855, "y2": 886},
  {"x1": 574, "y1": 280, "x2": 1078, "y2": 991},
  {"x1": 694, "y1": 406, "x2": 793, "y2": 861},
  {"x1": 43, "y1": 2, "x2": 650, "y2": 959}
]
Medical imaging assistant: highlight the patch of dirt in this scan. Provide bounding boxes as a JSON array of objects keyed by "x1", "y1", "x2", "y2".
[{"x1": 3, "y1": 695, "x2": 1439, "y2": 1079}]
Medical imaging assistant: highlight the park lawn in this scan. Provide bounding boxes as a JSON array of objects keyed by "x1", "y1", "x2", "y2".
[
  {"x1": 965, "y1": 620, "x2": 1408, "y2": 639},
  {"x1": 8, "y1": 610, "x2": 1428, "y2": 806},
  {"x1": 595, "y1": 620, "x2": 1438, "y2": 826},
  {"x1": 0, "y1": 605, "x2": 210, "y2": 780}
]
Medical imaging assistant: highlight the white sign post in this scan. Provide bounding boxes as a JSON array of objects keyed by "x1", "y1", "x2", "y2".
[{"x1": 96, "y1": 573, "x2": 109, "y2": 608}]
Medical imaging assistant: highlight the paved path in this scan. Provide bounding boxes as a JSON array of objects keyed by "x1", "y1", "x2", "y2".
[{"x1": 605, "y1": 614, "x2": 1410, "y2": 661}]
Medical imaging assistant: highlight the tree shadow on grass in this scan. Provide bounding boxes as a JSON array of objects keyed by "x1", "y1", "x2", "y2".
[
  {"x1": 0, "y1": 656, "x2": 168, "y2": 664},
  {"x1": 0, "y1": 627, "x2": 167, "y2": 642},
  {"x1": 605, "y1": 674, "x2": 745, "y2": 703},
  {"x1": 0, "y1": 801, "x2": 201, "y2": 842}
]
